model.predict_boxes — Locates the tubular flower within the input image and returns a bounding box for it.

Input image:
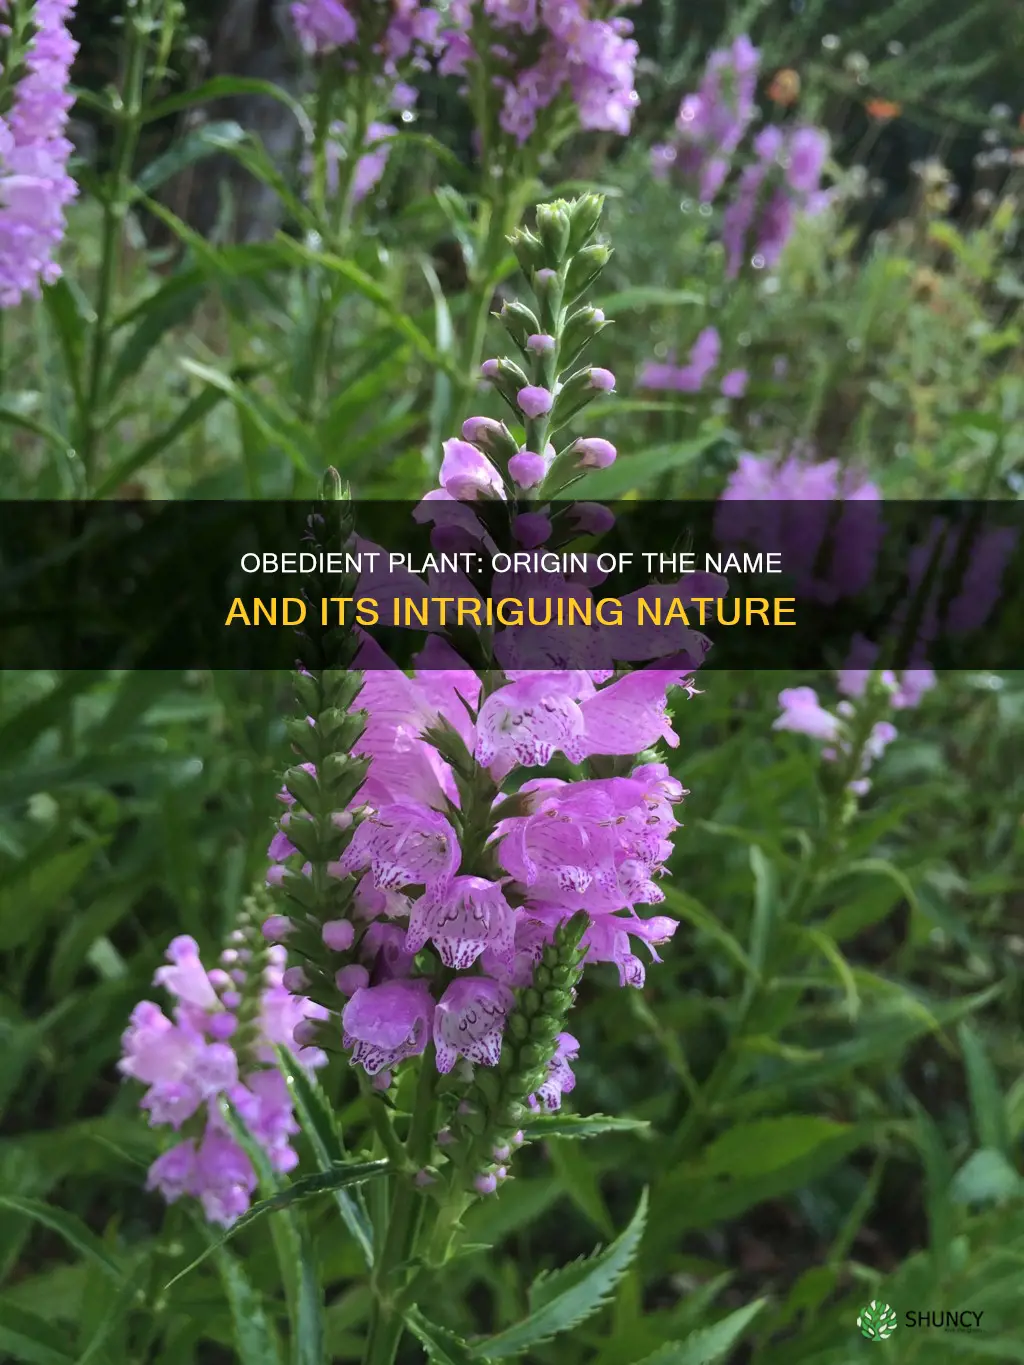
[120,905,328,1226]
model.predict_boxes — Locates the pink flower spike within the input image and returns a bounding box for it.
[517,385,554,418]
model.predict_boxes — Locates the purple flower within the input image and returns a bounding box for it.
[476,675,587,777]
[341,979,434,1076]
[572,437,617,469]
[508,450,548,488]
[786,127,829,194]
[774,687,841,741]
[720,369,748,398]
[517,385,554,418]
[406,875,516,970]
[440,438,506,500]
[530,1032,578,1110]
[433,976,515,1072]
[339,802,460,891]
[0,0,80,308]
[290,0,358,54]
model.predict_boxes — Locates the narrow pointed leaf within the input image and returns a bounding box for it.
[215,1245,285,1365]
[405,1309,482,1365]
[471,1189,648,1358]
[274,1045,373,1265]
[521,1114,650,1141]
[164,1159,388,1288]
[628,1300,767,1365]
[0,1197,122,1281]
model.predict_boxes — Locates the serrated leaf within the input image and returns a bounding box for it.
[521,1114,650,1140]
[405,1308,482,1365]
[273,1045,373,1265]
[628,1300,767,1365]
[214,1245,284,1365]
[164,1158,389,1288]
[0,1197,123,1281]
[472,1189,648,1358]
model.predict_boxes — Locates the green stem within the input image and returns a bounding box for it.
[362,1047,439,1365]
[453,183,518,432]
[79,0,149,492]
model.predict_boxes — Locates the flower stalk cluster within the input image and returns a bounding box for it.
[651,35,831,277]
[0,0,79,308]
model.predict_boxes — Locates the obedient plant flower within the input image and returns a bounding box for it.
[440,0,640,145]
[775,676,909,796]
[119,899,328,1224]
[651,36,830,277]
[263,197,710,1203]
[291,0,441,73]
[716,445,882,605]
[0,0,79,308]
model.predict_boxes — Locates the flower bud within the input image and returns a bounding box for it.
[564,244,612,302]
[572,437,617,469]
[262,915,293,942]
[462,415,520,461]
[508,227,545,275]
[474,1172,498,1195]
[536,201,572,263]
[498,300,541,350]
[567,193,605,252]
[508,451,547,489]
[322,919,355,951]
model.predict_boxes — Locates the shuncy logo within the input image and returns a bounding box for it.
[858,1301,898,1340]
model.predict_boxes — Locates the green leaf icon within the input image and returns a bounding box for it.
[857,1301,898,1340]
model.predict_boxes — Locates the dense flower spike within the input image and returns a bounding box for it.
[440,1,640,145]
[0,0,79,307]
[774,668,928,796]
[119,902,328,1225]
[248,200,709,1204]
[650,35,830,277]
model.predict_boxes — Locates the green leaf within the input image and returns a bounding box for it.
[598,287,704,311]
[0,397,70,453]
[179,359,317,475]
[0,1197,123,1281]
[270,234,454,376]
[548,1140,613,1237]
[41,277,94,414]
[628,1300,767,1365]
[950,1148,1024,1206]
[273,1046,373,1265]
[471,1189,648,1358]
[214,1244,284,1365]
[135,120,248,195]
[163,1159,389,1288]
[958,1023,1010,1156]
[0,1301,75,1365]
[92,386,229,497]
[405,1308,482,1365]
[0,840,106,949]
[145,75,308,124]
[695,1117,852,1181]
[572,434,726,498]
[521,1115,650,1141]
